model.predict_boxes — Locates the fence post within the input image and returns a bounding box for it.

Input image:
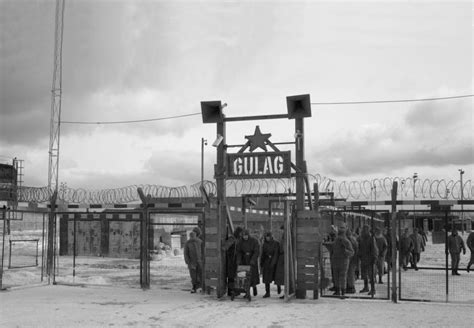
[46,191,58,282]
[390,181,398,303]
[444,210,449,303]
[138,187,150,289]
[0,207,5,289]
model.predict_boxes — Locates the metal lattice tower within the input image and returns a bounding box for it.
[48,0,65,194]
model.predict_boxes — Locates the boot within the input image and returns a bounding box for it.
[368,289,376,296]
[253,286,258,296]
[360,280,369,293]
[328,286,336,291]
[454,271,461,276]
[263,284,270,298]
[277,285,282,294]
[378,277,383,284]
[332,288,340,296]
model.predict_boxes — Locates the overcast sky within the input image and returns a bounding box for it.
[0,0,472,190]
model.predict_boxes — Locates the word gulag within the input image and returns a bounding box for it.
[227,152,291,179]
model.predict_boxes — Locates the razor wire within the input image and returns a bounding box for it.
[4,175,473,204]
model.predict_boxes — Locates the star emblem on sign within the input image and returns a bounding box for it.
[245,125,272,152]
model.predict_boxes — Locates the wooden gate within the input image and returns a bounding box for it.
[295,208,322,299]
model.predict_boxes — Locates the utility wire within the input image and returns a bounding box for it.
[60,94,473,125]
[61,112,200,125]
[310,94,473,105]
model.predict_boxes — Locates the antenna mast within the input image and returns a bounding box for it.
[48,0,65,195]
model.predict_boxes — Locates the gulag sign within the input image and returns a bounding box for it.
[227,152,291,179]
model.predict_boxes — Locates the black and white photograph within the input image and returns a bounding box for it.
[1,0,473,327]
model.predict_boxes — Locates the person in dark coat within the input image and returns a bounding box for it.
[374,228,388,284]
[184,231,203,293]
[358,225,378,295]
[322,225,338,292]
[384,227,396,272]
[467,231,474,273]
[447,229,466,275]
[236,229,260,296]
[410,228,425,271]
[223,226,243,296]
[409,228,424,270]
[332,226,354,296]
[260,231,279,298]
[399,228,414,270]
[346,228,359,294]
[274,225,285,298]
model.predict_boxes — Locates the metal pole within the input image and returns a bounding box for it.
[41,213,45,282]
[413,173,418,230]
[8,240,12,269]
[36,240,39,266]
[391,181,398,303]
[1,209,5,289]
[398,207,402,301]
[445,210,449,303]
[73,213,76,279]
[459,169,464,234]
[201,138,207,202]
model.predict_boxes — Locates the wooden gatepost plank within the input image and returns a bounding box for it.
[295,209,322,299]
[204,204,219,294]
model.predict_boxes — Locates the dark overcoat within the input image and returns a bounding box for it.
[274,236,285,286]
[358,233,378,265]
[332,235,355,269]
[260,239,279,284]
[236,236,260,287]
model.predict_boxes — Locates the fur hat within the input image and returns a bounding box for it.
[338,226,347,235]
[192,226,202,237]
[234,226,243,238]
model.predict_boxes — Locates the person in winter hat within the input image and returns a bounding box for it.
[184,231,203,293]
[447,229,466,275]
[399,228,414,271]
[331,226,354,297]
[409,228,424,270]
[260,231,279,298]
[358,225,378,295]
[223,226,243,296]
[345,228,359,294]
[374,227,388,284]
[323,225,338,292]
[467,231,474,273]
[236,229,260,296]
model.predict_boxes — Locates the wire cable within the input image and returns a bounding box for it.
[60,94,473,125]
[310,94,473,105]
[61,112,201,125]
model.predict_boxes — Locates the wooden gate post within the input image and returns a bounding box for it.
[138,188,150,289]
[216,119,227,298]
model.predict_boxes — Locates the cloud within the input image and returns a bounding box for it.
[312,97,473,178]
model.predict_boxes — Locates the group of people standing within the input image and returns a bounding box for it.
[185,223,474,297]
[225,226,285,299]
[324,224,390,297]
[398,227,426,271]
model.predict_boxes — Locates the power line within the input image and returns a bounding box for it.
[60,94,473,125]
[310,94,473,105]
[61,112,201,125]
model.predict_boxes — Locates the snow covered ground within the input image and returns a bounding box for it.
[1,283,473,327]
[1,230,474,327]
